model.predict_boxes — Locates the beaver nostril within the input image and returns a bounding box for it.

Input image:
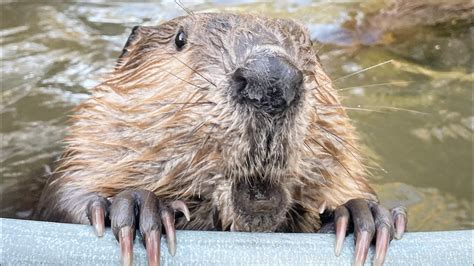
[231,56,301,115]
[232,68,249,98]
[232,67,266,104]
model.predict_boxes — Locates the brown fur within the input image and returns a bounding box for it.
[35,13,377,232]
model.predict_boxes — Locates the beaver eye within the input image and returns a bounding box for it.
[175,28,187,50]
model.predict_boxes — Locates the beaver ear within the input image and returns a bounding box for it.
[115,26,150,68]
[119,26,145,58]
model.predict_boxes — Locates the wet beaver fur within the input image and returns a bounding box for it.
[35,13,406,266]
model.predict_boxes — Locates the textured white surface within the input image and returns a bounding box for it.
[0,218,472,265]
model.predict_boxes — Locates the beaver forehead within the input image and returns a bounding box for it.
[183,13,309,57]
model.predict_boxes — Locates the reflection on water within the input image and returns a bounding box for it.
[1,1,472,231]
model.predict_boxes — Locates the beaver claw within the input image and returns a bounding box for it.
[87,196,110,237]
[332,199,407,266]
[86,190,190,266]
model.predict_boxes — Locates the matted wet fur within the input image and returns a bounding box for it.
[35,13,377,233]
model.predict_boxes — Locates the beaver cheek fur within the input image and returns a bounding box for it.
[230,179,289,232]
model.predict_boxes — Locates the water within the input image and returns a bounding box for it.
[1,1,472,231]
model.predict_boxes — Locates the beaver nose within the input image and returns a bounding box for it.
[232,55,303,115]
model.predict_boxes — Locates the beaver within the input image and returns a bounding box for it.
[35,13,407,266]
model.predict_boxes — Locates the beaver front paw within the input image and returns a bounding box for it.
[86,189,190,266]
[323,199,407,266]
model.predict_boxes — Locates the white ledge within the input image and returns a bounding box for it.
[0,218,472,265]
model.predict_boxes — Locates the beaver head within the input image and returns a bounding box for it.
[90,13,333,232]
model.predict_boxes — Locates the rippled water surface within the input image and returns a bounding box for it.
[1,1,472,231]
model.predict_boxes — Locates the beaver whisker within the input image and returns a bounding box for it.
[174,0,195,17]
[330,59,394,85]
[314,43,326,54]
[363,105,429,115]
[301,56,314,70]
[308,137,363,193]
[314,123,376,176]
[309,59,395,94]
[303,141,332,186]
[155,101,214,106]
[309,60,398,96]
[163,69,209,91]
[317,103,426,115]
[315,124,361,154]
[170,54,217,87]
[182,136,212,194]
[316,104,383,113]
[337,80,416,92]
[175,89,211,116]
[154,51,217,88]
